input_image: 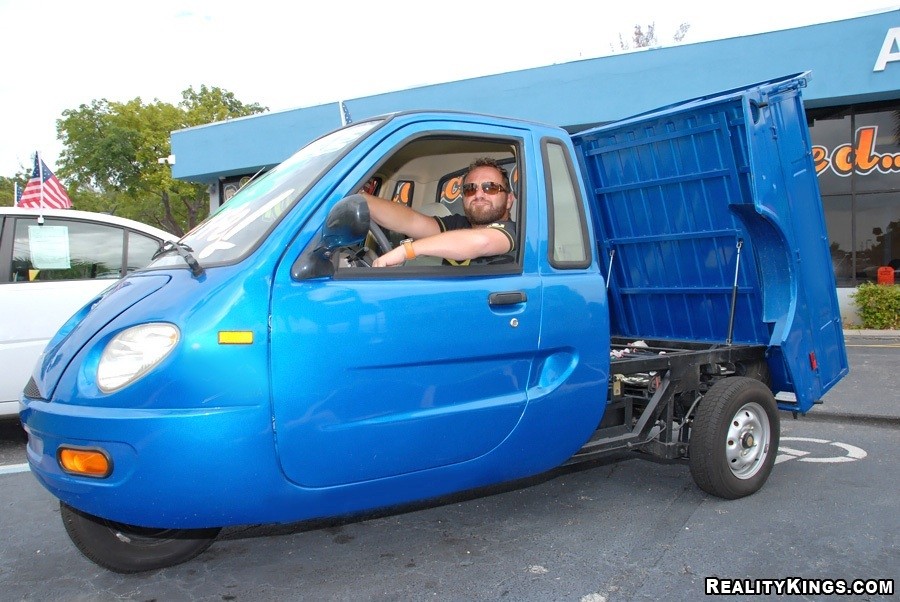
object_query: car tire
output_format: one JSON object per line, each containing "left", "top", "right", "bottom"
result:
{"left": 689, "top": 377, "right": 780, "bottom": 499}
{"left": 60, "top": 502, "right": 220, "bottom": 573}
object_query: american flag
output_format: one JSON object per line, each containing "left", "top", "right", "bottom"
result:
{"left": 17, "top": 154, "right": 73, "bottom": 209}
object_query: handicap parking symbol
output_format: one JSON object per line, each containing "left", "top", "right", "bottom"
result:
{"left": 776, "top": 437, "right": 867, "bottom": 464}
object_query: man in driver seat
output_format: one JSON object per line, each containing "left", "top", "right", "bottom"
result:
{"left": 361, "top": 158, "right": 515, "bottom": 267}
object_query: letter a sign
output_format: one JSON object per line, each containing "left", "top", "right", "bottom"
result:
{"left": 874, "top": 27, "right": 900, "bottom": 71}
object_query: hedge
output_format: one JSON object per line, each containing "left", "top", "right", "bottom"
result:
{"left": 851, "top": 283, "right": 900, "bottom": 329}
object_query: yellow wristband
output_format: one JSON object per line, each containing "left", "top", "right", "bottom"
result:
{"left": 403, "top": 240, "right": 416, "bottom": 260}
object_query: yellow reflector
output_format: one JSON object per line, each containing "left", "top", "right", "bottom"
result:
{"left": 58, "top": 448, "right": 111, "bottom": 478}
{"left": 218, "top": 331, "right": 254, "bottom": 345}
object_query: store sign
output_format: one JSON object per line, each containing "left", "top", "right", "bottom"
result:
{"left": 812, "top": 126, "right": 900, "bottom": 177}
{"left": 874, "top": 27, "right": 900, "bottom": 71}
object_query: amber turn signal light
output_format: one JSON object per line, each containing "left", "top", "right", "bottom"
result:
{"left": 218, "top": 331, "right": 254, "bottom": 345}
{"left": 58, "top": 447, "right": 112, "bottom": 478}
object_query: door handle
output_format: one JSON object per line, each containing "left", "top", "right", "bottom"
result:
{"left": 488, "top": 291, "right": 527, "bottom": 306}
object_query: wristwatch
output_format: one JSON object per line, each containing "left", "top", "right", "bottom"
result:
{"left": 401, "top": 238, "right": 416, "bottom": 260}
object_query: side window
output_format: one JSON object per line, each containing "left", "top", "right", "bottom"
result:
{"left": 327, "top": 136, "right": 524, "bottom": 277}
{"left": 545, "top": 141, "right": 590, "bottom": 268}
{"left": 126, "top": 232, "right": 163, "bottom": 274}
{"left": 11, "top": 218, "right": 125, "bottom": 282}
{"left": 362, "top": 176, "right": 382, "bottom": 196}
{"left": 391, "top": 181, "right": 414, "bottom": 206}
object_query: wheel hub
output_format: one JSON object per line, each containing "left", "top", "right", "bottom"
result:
{"left": 725, "top": 402, "right": 771, "bottom": 479}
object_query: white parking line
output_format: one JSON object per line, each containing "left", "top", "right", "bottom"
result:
{"left": 0, "top": 463, "right": 30, "bottom": 475}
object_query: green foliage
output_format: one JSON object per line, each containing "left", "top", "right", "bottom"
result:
{"left": 1, "top": 176, "right": 15, "bottom": 206}
{"left": 1, "top": 168, "right": 35, "bottom": 205}
{"left": 851, "top": 282, "right": 900, "bottom": 329}
{"left": 55, "top": 86, "right": 267, "bottom": 235}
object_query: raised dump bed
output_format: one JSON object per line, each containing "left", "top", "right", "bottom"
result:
{"left": 572, "top": 72, "right": 849, "bottom": 413}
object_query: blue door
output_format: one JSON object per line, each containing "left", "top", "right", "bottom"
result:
{"left": 269, "top": 121, "right": 542, "bottom": 488}
{"left": 269, "top": 272, "right": 541, "bottom": 488}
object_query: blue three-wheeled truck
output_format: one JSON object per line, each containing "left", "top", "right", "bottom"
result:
{"left": 20, "top": 73, "right": 848, "bottom": 572}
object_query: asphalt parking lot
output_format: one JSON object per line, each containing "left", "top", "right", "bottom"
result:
{"left": 1, "top": 336, "right": 897, "bottom": 601}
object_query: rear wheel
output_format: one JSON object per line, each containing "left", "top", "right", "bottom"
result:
{"left": 60, "top": 502, "right": 220, "bottom": 573}
{"left": 689, "top": 377, "right": 780, "bottom": 499}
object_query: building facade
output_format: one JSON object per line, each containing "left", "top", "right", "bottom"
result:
{"left": 170, "top": 9, "right": 900, "bottom": 302}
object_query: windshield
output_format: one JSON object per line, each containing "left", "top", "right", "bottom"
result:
{"left": 150, "top": 120, "right": 382, "bottom": 268}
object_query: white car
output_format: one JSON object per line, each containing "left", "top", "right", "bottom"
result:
{"left": 0, "top": 207, "right": 174, "bottom": 418}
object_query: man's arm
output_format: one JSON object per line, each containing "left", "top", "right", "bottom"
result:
{"left": 372, "top": 227, "right": 512, "bottom": 267}
{"left": 361, "top": 192, "right": 440, "bottom": 239}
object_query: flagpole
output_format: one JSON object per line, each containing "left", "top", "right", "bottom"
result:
{"left": 12, "top": 181, "right": 16, "bottom": 206}
{"left": 37, "top": 151, "right": 46, "bottom": 210}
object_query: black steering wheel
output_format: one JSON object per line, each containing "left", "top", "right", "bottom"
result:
{"left": 344, "top": 221, "right": 393, "bottom": 268}
{"left": 369, "top": 221, "right": 393, "bottom": 255}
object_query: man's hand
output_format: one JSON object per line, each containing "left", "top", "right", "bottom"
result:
{"left": 372, "top": 246, "right": 407, "bottom": 267}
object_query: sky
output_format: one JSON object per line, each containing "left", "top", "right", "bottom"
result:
{"left": 0, "top": 0, "right": 897, "bottom": 179}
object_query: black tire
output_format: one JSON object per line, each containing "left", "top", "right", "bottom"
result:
{"left": 689, "top": 377, "right": 780, "bottom": 499}
{"left": 60, "top": 502, "right": 220, "bottom": 573}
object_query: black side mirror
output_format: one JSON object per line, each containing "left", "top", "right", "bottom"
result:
{"left": 292, "top": 194, "right": 370, "bottom": 279}
{"left": 322, "top": 194, "right": 370, "bottom": 247}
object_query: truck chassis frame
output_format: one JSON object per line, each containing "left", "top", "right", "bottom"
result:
{"left": 570, "top": 337, "right": 768, "bottom": 464}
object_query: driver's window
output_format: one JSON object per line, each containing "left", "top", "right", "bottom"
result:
{"left": 342, "top": 136, "right": 523, "bottom": 274}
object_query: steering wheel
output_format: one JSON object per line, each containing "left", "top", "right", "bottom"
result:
{"left": 369, "top": 221, "right": 393, "bottom": 255}
{"left": 343, "top": 221, "right": 393, "bottom": 268}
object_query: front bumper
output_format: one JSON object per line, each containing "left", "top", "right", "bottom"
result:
{"left": 21, "top": 398, "right": 280, "bottom": 529}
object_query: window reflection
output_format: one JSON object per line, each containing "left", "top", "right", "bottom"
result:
{"left": 809, "top": 103, "right": 900, "bottom": 286}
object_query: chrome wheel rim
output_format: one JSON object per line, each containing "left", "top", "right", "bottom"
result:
{"left": 725, "top": 401, "right": 770, "bottom": 479}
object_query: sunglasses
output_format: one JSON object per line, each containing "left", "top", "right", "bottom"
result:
{"left": 462, "top": 181, "right": 507, "bottom": 196}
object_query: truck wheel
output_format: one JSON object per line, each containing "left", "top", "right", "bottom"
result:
{"left": 688, "top": 377, "right": 779, "bottom": 499}
{"left": 60, "top": 502, "right": 220, "bottom": 573}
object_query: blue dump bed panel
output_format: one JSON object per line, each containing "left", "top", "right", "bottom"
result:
{"left": 571, "top": 73, "right": 848, "bottom": 412}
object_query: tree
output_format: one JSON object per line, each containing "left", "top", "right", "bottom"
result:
{"left": 56, "top": 86, "right": 266, "bottom": 235}
{"left": 673, "top": 22, "right": 691, "bottom": 43}
{"left": 633, "top": 23, "right": 657, "bottom": 48}
{"left": 612, "top": 22, "right": 691, "bottom": 52}
{"left": 0, "top": 176, "right": 17, "bottom": 206}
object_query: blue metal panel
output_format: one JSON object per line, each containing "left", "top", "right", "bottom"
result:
{"left": 573, "top": 91, "right": 768, "bottom": 344}
{"left": 572, "top": 74, "right": 848, "bottom": 412}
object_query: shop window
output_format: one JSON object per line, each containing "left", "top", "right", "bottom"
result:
{"left": 809, "top": 104, "right": 900, "bottom": 286}
{"left": 856, "top": 193, "right": 900, "bottom": 282}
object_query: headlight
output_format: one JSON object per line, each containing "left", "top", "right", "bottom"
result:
{"left": 97, "top": 323, "right": 180, "bottom": 393}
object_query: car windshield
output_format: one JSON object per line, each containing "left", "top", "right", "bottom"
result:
{"left": 150, "top": 119, "right": 382, "bottom": 268}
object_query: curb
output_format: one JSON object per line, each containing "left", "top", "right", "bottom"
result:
{"left": 796, "top": 410, "right": 900, "bottom": 428}
{"left": 842, "top": 329, "right": 899, "bottom": 338}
